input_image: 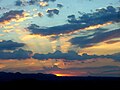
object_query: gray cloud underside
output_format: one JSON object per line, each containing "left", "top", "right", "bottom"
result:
{"left": 0, "top": 49, "right": 32, "bottom": 59}
{"left": 28, "top": 6, "right": 120, "bottom": 35}
{"left": 0, "top": 45, "right": 119, "bottom": 60}
{"left": 0, "top": 10, "right": 24, "bottom": 22}
{"left": 0, "top": 40, "right": 32, "bottom": 59}
{"left": 32, "top": 50, "right": 120, "bottom": 61}
{"left": 0, "top": 40, "right": 25, "bottom": 50}
{"left": 70, "top": 28, "right": 120, "bottom": 48}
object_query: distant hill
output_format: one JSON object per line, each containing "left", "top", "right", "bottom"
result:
{"left": 0, "top": 72, "right": 120, "bottom": 89}
{"left": 0, "top": 72, "right": 56, "bottom": 82}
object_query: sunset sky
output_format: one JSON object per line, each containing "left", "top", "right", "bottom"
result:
{"left": 0, "top": 0, "right": 120, "bottom": 77}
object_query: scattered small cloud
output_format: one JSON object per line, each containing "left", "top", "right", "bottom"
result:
{"left": 57, "top": 4, "right": 63, "bottom": 8}
{"left": 46, "top": 8, "right": 59, "bottom": 17}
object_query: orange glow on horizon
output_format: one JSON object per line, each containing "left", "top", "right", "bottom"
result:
{"left": 55, "top": 73, "right": 75, "bottom": 77}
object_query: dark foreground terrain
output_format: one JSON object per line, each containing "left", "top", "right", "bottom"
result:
{"left": 0, "top": 72, "right": 120, "bottom": 89}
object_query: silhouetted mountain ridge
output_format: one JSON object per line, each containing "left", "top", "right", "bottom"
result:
{"left": 0, "top": 72, "right": 57, "bottom": 82}
{"left": 0, "top": 71, "right": 120, "bottom": 82}
{"left": 0, "top": 72, "right": 120, "bottom": 89}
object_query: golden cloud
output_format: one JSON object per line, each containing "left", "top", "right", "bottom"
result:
{"left": 0, "top": 58, "right": 120, "bottom": 73}
{"left": 0, "top": 12, "right": 31, "bottom": 25}
{"left": 39, "top": 1, "right": 49, "bottom": 7}
{"left": 79, "top": 40, "right": 120, "bottom": 55}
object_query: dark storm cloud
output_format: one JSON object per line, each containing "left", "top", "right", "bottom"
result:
{"left": 32, "top": 50, "right": 120, "bottom": 61}
{"left": 0, "top": 49, "right": 32, "bottom": 59}
{"left": 28, "top": 6, "right": 120, "bottom": 35}
{"left": 0, "top": 40, "right": 25, "bottom": 50}
{"left": 70, "top": 28, "right": 120, "bottom": 48}
{"left": 0, "top": 10, "right": 24, "bottom": 23}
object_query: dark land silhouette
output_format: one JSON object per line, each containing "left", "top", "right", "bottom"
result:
{"left": 0, "top": 72, "right": 120, "bottom": 89}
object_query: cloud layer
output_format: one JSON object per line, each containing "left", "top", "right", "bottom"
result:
{"left": 27, "top": 6, "right": 120, "bottom": 35}
{"left": 70, "top": 29, "right": 120, "bottom": 48}
{"left": 32, "top": 50, "right": 120, "bottom": 61}
{"left": 0, "top": 49, "right": 32, "bottom": 59}
{"left": 0, "top": 40, "right": 25, "bottom": 50}
{"left": 0, "top": 10, "right": 24, "bottom": 24}
{"left": 0, "top": 40, "right": 32, "bottom": 59}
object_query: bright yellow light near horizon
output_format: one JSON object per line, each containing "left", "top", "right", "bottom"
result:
{"left": 55, "top": 73, "right": 74, "bottom": 77}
